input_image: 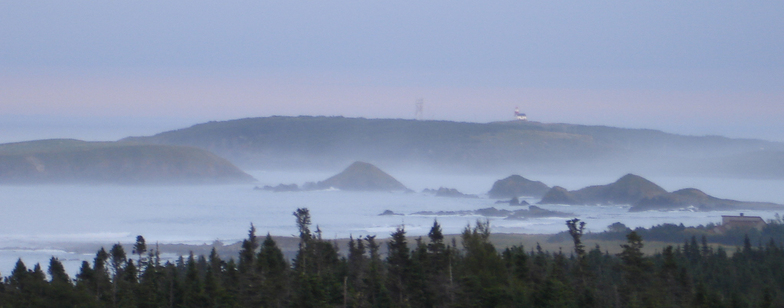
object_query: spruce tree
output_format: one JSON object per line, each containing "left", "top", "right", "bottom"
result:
{"left": 109, "top": 243, "right": 127, "bottom": 308}
{"left": 92, "top": 247, "right": 112, "bottom": 304}
{"left": 457, "top": 220, "right": 509, "bottom": 307}
{"left": 386, "top": 225, "right": 410, "bottom": 306}
{"left": 427, "top": 220, "right": 452, "bottom": 307}
{"left": 132, "top": 235, "right": 147, "bottom": 275}
{"left": 8, "top": 258, "right": 28, "bottom": 292}
{"left": 618, "top": 231, "right": 653, "bottom": 307}
{"left": 183, "top": 252, "right": 208, "bottom": 308}
{"left": 75, "top": 260, "right": 94, "bottom": 290}
{"left": 237, "top": 224, "right": 262, "bottom": 307}
{"left": 408, "top": 237, "right": 431, "bottom": 307}
{"left": 258, "top": 233, "right": 290, "bottom": 308}
{"left": 27, "top": 263, "right": 49, "bottom": 306}
{"left": 292, "top": 208, "right": 341, "bottom": 307}
{"left": 223, "top": 258, "right": 240, "bottom": 306}
{"left": 566, "top": 218, "right": 595, "bottom": 307}
{"left": 203, "top": 247, "right": 226, "bottom": 306}
{"left": 48, "top": 257, "right": 70, "bottom": 284}
{"left": 238, "top": 224, "right": 258, "bottom": 274}
{"left": 365, "top": 235, "right": 391, "bottom": 308}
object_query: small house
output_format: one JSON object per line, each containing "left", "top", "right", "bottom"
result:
{"left": 720, "top": 213, "right": 766, "bottom": 232}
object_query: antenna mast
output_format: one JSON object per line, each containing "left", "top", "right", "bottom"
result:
{"left": 415, "top": 99, "right": 424, "bottom": 120}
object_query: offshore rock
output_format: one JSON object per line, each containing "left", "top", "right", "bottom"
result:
{"left": 314, "top": 161, "right": 408, "bottom": 191}
{"left": 488, "top": 175, "right": 550, "bottom": 198}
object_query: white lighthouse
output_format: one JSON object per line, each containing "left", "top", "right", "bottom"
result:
{"left": 514, "top": 107, "right": 527, "bottom": 121}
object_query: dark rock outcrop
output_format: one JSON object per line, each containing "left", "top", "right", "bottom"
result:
{"left": 494, "top": 196, "right": 530, "bottom": 205}
{"left": 539, "top": 186, "right": 581, "bottom": 205}
{"left": 412, "top": 207, "right": 513, "bottom": 217}
{"left": 257, "top": 183, "right": 300, "bottom": 192}
{"left": 506, "top": 206, "right": 573, "bottom": 219}
{"left": 475, "top": 207, "right": 511, "bottom": 217}
{"left": 539, "top": 174, "right": 667, "bottom": 205}
{"left": 424, "top": 187, "right": 479, "bottom": 198}
{"left": 412, "top": 206, "right": 572, "bottom": 219}
{"left": 313, "top": 161, "right": 407, "bottom": 191}
{"left": 412, "top": 209, "right": 478, "bottom": 216}
{"left": 488, "top": 175, "right": 550, "bottom": 198}
{"left": 572, "top": 174, "right": 668, "bottom": 205}
{"left": 630, "top": 188, "right": 784, "bottom": 212}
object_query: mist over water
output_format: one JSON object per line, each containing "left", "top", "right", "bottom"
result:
{"left": 2, "top": 169, "right": 783, "bottom": 276}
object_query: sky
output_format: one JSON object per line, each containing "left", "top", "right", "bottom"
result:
{"left": 1, "top": 1, "right": 782, "bottom": 142}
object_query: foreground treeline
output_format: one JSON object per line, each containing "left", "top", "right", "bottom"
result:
{"left": 2, "top": 211, "right": 784, "bottom": 308}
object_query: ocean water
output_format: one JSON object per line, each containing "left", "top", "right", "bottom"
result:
{"left": 1, "top": 170, "right": 783, "bottom": 276}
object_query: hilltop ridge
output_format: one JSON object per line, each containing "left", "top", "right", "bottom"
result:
{"left": 124, "top": 116, "right": 784, "bottom": 178}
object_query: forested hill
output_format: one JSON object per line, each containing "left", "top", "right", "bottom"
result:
{"left": 0, "top": 139, "right": 255, "bottom": 184}
{"left": 124, "top": 116, "right": 784, "bottom": 178}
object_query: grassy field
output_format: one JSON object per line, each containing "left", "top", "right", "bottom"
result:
{"left": 60, "top": 232, "right": 741, "bottom": 263}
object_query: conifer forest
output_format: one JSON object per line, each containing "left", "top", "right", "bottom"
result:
{"left": 2, "top": 209, "right": 784, "bottom": 308}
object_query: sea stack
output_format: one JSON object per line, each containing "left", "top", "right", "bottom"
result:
{"left": 315, "top": 161, "right": 408, "bottom": 191}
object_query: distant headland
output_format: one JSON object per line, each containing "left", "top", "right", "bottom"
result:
{"left": 0, "top": 139, "right": 255, "bottom": 184}
{"left": 124, "top": 116, "right": 784, "bottom": 179}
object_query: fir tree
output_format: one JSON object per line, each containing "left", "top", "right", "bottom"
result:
{"left": 258, "top": 233, "right": 290, "bottom": 308}
{"left": 618, "top": 231, "right": 654, "bottom": 307}
{"left": 365, "top": 235, "right": 391, "bottom": 308}
{"left": 237, "top": 224, "right": 262, "bottom": 307}
{"left": 386, "top": 225, "right": 410, "bottom": 306}
{"left": 109, "top": 243, "right": 127, "bottom": 308}
{"left": 427, "top": 220, "right": 453, "bottom": 307}
{"left": 457, "top": 220, "right": 510, "bottom": 307}
{"left": 132, "top": 235, "right": 147, "bottom": 275}
{"left": 183, "top": 252, "right": 208, "bottom": 308}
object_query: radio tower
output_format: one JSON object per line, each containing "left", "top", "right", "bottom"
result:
{"left": 415, "top": 99, "right": 424, "bottom": 120}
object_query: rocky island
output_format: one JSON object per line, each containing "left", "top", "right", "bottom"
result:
{"left": 630, "top": 188, "right": 784, "bottom": 212}
{"left": 423, "top": 187, "right": 479, "bottom": 198}
{"left": 411, "top": 205, "right": 572, "bottom": 219}
{"left": 537, "top": 173, "right": 784, "bottom": 212}
{"left": 539, "top": 174, "right": 666, "bottom": 205}
{"left": 259, "top": 161, "right": 409, "bottom": 192}
{"left": 308, "top": 161, "right": 408, "bottom": 191}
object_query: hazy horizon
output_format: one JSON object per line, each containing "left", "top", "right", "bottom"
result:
{"left": 2, "top": 1, "right": 782, "bottom": 143}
